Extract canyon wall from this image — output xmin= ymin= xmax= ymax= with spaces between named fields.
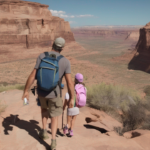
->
xmin=72 ymin=28 xmax=139 ymax=40
xmin=0 ymin=0 xmax=74 ymax=49
xmin=128 ymin=22 xmax=150 ymax=72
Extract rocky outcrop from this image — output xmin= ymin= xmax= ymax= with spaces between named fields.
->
xmin=72 ymin=28 xmax=139 ymax=39
xmin=128 ymin=22 xmax=150 ymax=72
xmin=125 ymin=31 xmax=139 ymax=41
xmin=0 ymin=0 xmax=74 ymax=48
xmin=72 ymin=29 xmax=129 ymax=37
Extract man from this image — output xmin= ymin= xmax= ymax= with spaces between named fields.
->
xmin=22 ymin=37 xmax=74 ymax=150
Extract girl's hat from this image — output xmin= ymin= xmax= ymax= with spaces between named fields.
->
xmin=75 ymin=73 xmax=83 ymax=82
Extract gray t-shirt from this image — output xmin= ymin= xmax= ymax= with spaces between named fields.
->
xmin=34 ymin=51 xmax=71 ymax=98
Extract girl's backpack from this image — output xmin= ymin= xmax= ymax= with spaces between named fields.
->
xmin=75 ymin=84 xmax=87 ymax=108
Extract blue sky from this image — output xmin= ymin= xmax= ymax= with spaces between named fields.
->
xmin=29 ymin=0 xmax=150 ymax=27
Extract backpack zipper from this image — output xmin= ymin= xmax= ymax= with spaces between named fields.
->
xmin=40 ymin=68 xmax=42 ymax=84
xmin=53 ymin=69 xmax=56 ymax=86
xmin=42 ymin=59 xmax=57 ymax=67
xmin=40 ymin=67 xmax=55 ymax=70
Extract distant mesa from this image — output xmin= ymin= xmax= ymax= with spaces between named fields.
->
xmin=0 ymin=0 xmax=75 ymax=48
xmin=128 ymin=22 xmax=150 ymax=73
xmin=72 ymin=26 xmax=140 ymax=40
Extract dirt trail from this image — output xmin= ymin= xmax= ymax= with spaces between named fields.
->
xmin=1 ymin=89 xmax=150 ymax=150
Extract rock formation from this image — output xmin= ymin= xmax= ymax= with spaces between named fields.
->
xmin=128 ymin=22 xmax=150 ymax=72
xmin=0 ymin=0 xmax=74 ymax=49
xmin=72 ymin=28 xmax=139 ymax=39
xmin=125 ymin=31 xmax=139 ymax=41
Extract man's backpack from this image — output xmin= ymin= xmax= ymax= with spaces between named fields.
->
xmin=36 ymin=52 xmax=63 ymax=96
xmin=75 ymin=84 xmax=87 ymax=108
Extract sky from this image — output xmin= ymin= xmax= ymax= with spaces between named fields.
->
xmin=28 ymin=0 xmax=150 ymax=27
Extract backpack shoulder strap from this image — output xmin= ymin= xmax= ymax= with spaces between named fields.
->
xmin=44 ymin=52 xmax=49 ymax=57
xmin=57 ymin=55 xmax=64 ymax=62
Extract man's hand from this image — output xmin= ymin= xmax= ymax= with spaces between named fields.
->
xmin=65 ymin=74 xmax=74 ymax=106
xmin=22 ymin=69 xmax=37 ymax=101
xmin=22 ymin=91 xmax=29 ymax=101
xmin=68 ymin=99 xmax=74 ymax=108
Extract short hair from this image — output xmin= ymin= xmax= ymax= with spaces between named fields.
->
xmin=52 ymin=43 xmax=63 ymax=52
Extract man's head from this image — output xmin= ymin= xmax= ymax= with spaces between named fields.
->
xmin=52 ymin=37 xmax=65 ymax=52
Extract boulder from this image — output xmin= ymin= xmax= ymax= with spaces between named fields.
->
xmin=128 ymin=22 xmax=150 ymax=72
xmin=0 ymin=0 xmax=74 ymax=49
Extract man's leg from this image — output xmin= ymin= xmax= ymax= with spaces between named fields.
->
xmin=51 ymin=116 xmax=58 ymax=139
xmin=41 ymin=108 xmax=49 ymax=130
xmin=38 ymin=96 xmax=49 ymax=140
xmin=49 ymin=96 xmax=63 ymax=150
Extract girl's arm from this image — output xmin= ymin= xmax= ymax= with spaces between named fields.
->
xmin=63 ymin=99 xmax=68 ymax=111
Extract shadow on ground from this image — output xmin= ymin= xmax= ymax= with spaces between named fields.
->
xmin=2 ymin=114 xmax=50 ymax=150
xmin=84 ymin=124 xmax=108 ymax=133
xmin=131 ymin=132 xmax=141 ymax=138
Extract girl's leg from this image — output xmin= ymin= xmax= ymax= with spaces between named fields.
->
xmin=68 ymin=115 xmax=77 ymax=136
xmin=71 ymin=115 xmax=77 ymax=130
xmin=67 ymin=115 xmax=72 ymax=129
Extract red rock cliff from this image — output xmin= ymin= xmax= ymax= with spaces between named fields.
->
xmin=0 ymin=0 xmax=75 ymax=48
xmin=128 ymin=22 xmax=150 ymax=72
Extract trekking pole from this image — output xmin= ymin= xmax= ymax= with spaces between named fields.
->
xmin=62 ymin=111 xmax=64 ymax=129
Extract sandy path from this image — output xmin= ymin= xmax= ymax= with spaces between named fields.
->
xmin=1 ymin=89 xmax=150 ymax=150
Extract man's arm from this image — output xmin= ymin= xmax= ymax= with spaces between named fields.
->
xmin=63 ymin=100 xmax=68 ymax=111
xmin=65 ymin=74 xmax=74 ymax=108
xmin=22 ymin=69 xmax=37 ymax=100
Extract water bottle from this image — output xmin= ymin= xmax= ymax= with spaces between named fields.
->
xmin=23 ymin=98 xmax=29 ymax=105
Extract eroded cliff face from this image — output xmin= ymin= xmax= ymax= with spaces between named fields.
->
xmin=72 ymin=28 xmax=139 ymax=40
xmin=0 ymin=0 xmax=74 ymax=48
xmin=128 ymin=22 xmax=150 ymax=72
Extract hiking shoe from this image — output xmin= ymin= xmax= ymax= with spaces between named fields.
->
xmin=63 ymin=125 xmax=68 ymax=134
xmin=39 ymin=129 xmax=49 ymax=140
xmin=51 ymin=139 xmax=56 ymax=150
xmin=69 ymin=130 xmax=73 ymax=136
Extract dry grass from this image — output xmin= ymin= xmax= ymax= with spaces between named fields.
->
xmin=0 ymin=84 xmax=24 ymax=114
xmin=87 ymin=83 xmax=141 ymax=113
xmin=144 ymin=85 xmax=150 ymax=97
xmin=87 ymin=83 xmax=150 ymax=135
xmin=0 ymin=84 xmax=24 ymax=93
xmin=0 ymin=100 xmax=6 ymax=114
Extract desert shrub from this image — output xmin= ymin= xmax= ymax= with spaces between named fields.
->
xmin=0 ymin=100 xmax=6 ymax=114
xmin=87 ymin=83 xmax=141 ymax=113
xmin=87 ymin=83 xmax=150 ymax=135
xmin=144 ymin=85 xmax=150 ymax=97
xmin=0 ymin=84 xmax=24 ymax=93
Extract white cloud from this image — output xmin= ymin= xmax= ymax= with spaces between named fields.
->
xmin=50 ymin=10 xmax=65 ymax=15
xmin=50 ymin=9 xmax=94 ymax=18
xmin=77 ymin=15 xmax=94 ymax=18
xmin=69 ymin=21 xmax=76 ymax=24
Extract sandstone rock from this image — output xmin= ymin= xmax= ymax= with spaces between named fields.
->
xmin=128 ymin=22 xmax=150 ymax=72
xmin=125 ymin=31 xmax=139 ymax=41
xmin=72 ymin=28 xmax=139 ymax=39
xmin=0 ymin=0 xmax=74 ymax=49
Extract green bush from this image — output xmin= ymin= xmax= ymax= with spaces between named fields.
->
xmin=87 ymin=83 xmax=150 ymax=135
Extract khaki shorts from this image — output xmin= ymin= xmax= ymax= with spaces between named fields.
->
xmin=38 ymin=96 xmax=63 ymax=118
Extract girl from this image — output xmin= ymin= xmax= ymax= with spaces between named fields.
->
xmin=63 ymin=73 xmax=87 ymax=136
